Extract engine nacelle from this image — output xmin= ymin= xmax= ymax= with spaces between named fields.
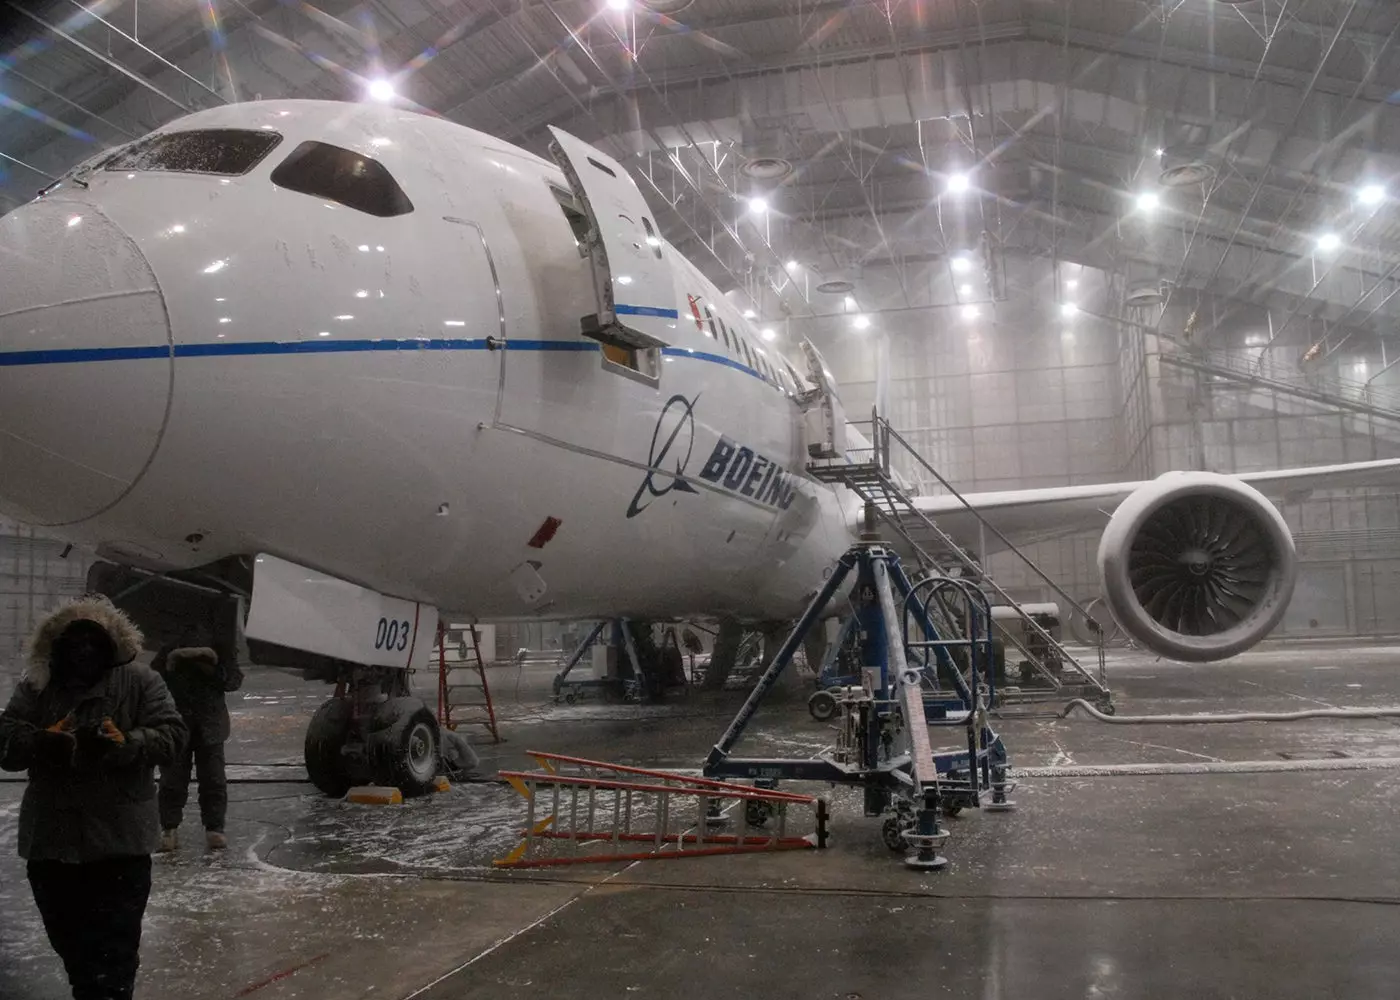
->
xmin=1097 ymin=473 xmax=1296 ymax=662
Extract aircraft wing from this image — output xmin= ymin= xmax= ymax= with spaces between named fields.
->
xmin=889 ymin=457 xmax=1400 ymax=556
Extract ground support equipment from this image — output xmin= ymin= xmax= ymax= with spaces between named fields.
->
xmin=703 ymin=540 xmax=1013 ymax=869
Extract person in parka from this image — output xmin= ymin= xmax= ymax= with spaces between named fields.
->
xmin=0 ymin=595 xmax=187 ymax=1000
xmin=152 ymin=643 xmax=243 ymax=851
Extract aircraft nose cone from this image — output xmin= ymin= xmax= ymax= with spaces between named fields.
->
xmin=0 ymin=202 xmax=172 ymax=526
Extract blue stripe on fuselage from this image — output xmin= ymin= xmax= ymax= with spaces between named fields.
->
xmin=0 ymin=338 xmax=775 ymax=382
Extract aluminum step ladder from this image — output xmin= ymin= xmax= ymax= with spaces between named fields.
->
xmin=435 ymin=623 xmax=501 ymax=742
xmin=808 ymin=412 xmax=1111 ymax=710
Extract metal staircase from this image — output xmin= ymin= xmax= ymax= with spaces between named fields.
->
xmin=807 ymin=412 xmax=1111 ymax=710
xmin=435 ymin=623 xmax=501 ymax=742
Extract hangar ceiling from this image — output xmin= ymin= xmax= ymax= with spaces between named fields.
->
xmin=2 ymin=0 xmax=1398 ymax=350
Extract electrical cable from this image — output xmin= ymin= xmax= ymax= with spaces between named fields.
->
xmin=1059 ymin=698 xmax=1400 ymax=724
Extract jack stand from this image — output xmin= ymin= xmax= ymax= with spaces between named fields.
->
xmin=702 ymin=540 xmax=1013 ymax=869
xmin=904 ymin=789 xmax=949 ymax=870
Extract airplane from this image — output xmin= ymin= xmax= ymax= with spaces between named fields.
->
xmin=2 ymin=99 xmax=1397 ymax=794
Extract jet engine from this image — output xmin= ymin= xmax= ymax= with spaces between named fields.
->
xmin=1097 ymin=473 xmax=1296 ymax=662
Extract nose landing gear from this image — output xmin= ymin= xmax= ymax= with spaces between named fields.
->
xmin=304 ymin=669 xmax=442 ymax=797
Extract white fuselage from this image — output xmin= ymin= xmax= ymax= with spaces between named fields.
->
xmin=0 ymin=101 xmax=856 ymax=622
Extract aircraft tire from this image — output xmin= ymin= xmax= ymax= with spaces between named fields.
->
xmin=304 ymin=697 xmax=355 ymax=797
xmin=373 ymin=705 xmax=441 ymax=796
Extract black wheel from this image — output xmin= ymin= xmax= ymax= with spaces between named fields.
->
xmin=881 ymin=816 xmax=906 ymax=851
xmin=744 ymin=799 xmax=772 ymax=827
xmin=374 ymin=707 xmax=441 ymax=795
xmin=808 ymin=689 xmax=837 ymax=722
xmin=304 ymin=697 xmax=354 ymax=798
xmin=564 ymin=691 xmax=577 ymax=705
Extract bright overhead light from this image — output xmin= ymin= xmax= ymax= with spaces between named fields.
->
xmin=1358 ymin=183 xmax=1386 ymax=207
xmin=1315 ymin=232 xmax=1342 ymax=253
xmin=1135 ymin=191 xmax=1161 ymax=213
xmin=950 ymin=254 xmax=973 ymax=275
xmin=760 ymin=327 xmax=777 ymax=342
xmin=1154 ymin=147 xmax=1164 ymax=158
xmin=607 ymin=0 xmax=630 ymax=9
xmin=366 ymin=78 xmax=396 ymax=102
xmin=843 ymin=295 xmax=856 ymax=310
xmin=1060 ymin=302 xmax=1079 ymax=319
xmin=217 ymin=317 xmax=230 ymax=324
xmin=444 ymin=320 xmax=466 ymax=327
xmin=946 ymin=172 xmax=970 ymax=195
xmin=168 ymin=224 xmax=185 ymax=234
xmin=747 ymin=196 xmax=768 ymax=215
xmin=358 ymin=244 xmax=370 ymax=252
xmin=961 ymin=304 xmax=979 ymax=321
xmin=957 ymin=283 xmax=972 ymax=296
xmin=335 ymin=314 xmax=354 ymax=321
xmin=202 ymin=260 xmax=227 ymax=274
xmin=318 ymin=331 xmax=331 ymax=337
xmin=743 ymin=309 xmax=757 ymax=319
xmin=355 ymin=289 xmax=369 ymax=298
xmin=853 ymin=314 xmax=871 ymax=330
xmin=785 ymin=259 xmax=800 ymax=272
xmin=1066 ymin=278 xmax=1079 ymax=290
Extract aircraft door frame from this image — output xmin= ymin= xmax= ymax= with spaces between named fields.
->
xmin=547 ymin=127 xmax=679 ymax=355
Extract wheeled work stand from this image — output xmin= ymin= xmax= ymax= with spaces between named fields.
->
xmin=702 ymin=539 xmax=1013 ymax=869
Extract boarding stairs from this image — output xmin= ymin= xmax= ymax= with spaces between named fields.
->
xmin=807 ymin=412 xmax=1111 ymax=710
xmin=435 ymin=623 xmax=501 ymax=742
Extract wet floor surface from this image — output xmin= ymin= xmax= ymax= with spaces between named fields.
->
xmin=3 ymin=641 xmax=1400 ymax=998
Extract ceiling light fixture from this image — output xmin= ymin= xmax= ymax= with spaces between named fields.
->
xmin=785 ymin=259 xmax=800 ymax=272
xmin=853 ymin=315 xmax=871 ymax=330
xmin=1066 ymin=278 xmax=1079 ymax=291
xmin=1060 ymin=302 xmax=1079 ymax=319
xmin=366 ymin=78 xmax=395 ymax=102
xmin=1135 ymin=191 xmax=1161 ymax=213
xmin=958 ymin=283 xmax=972 ymax=296
xmin=1315 ymin=232 xmax=1342 ymax=253
xmin=961 ymin=304 xmax=979 ymax=321
xmin=1358 ymin=183 xmax=1386 ymax=207
xmin=607 ymin=0 xmax=630 ymax=9
xmin=761 ymin=328 xmax=777 ymax=342
xmin=743 ymin=309 xmax=757 ymax=319
xmin=946 ymin=172 xmax=970 ymax=195
xmin=950 ymin=254 xmax=973 ymax=275
xmin=747 ymin=196 xmax=768 ymax=215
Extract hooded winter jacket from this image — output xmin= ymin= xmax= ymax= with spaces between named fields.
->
xmin=0 ymin=596 xmax=187 ymax=862
xmin=152 ymin=645 xmax=243 ymax=745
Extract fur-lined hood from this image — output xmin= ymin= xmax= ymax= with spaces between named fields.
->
xmin=23 ymin=595 xmax=144 ymax=691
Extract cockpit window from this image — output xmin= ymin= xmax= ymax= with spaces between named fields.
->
xmin=270 ymin=141 xmax=413 ymax=218
xmin=105 ymin=129 xmax=283 ymax=176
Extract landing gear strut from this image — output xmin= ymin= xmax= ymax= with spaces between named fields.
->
xmin=304 ymin=668 xmax=441 ymax=797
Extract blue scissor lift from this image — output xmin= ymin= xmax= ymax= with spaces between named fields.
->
xmin=702 ymin=538 xmax=1013 ymax=869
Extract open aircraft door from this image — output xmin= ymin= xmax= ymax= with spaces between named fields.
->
xmin=800 ymin=338 xmax=848 ymax=460
xmin=547 ymin=127 xmax=678 ymax=351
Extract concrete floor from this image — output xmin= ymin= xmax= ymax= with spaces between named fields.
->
xmin=4 ymin=641 xmax=1400 ymax=999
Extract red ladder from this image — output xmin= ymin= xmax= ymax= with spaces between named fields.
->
xmin=435 ymin=623 xmax=501 ymax=743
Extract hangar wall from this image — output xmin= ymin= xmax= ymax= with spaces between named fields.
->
xmin=810 ymin=260 xmax=1400 ymax=638
xmin=0 ymin=521 xmax=88 ymax=682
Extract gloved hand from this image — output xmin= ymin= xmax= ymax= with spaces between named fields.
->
xmin=74 ymin=717 xmax=129 ymax=768
xmin=32 ymin=728 xmax=76 ymax=768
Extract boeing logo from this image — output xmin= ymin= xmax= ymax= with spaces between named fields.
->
xmin=627 ymin=394 xmax=799 ymax=518
xmin=627 ymin=393 xmax=700 ymax=518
